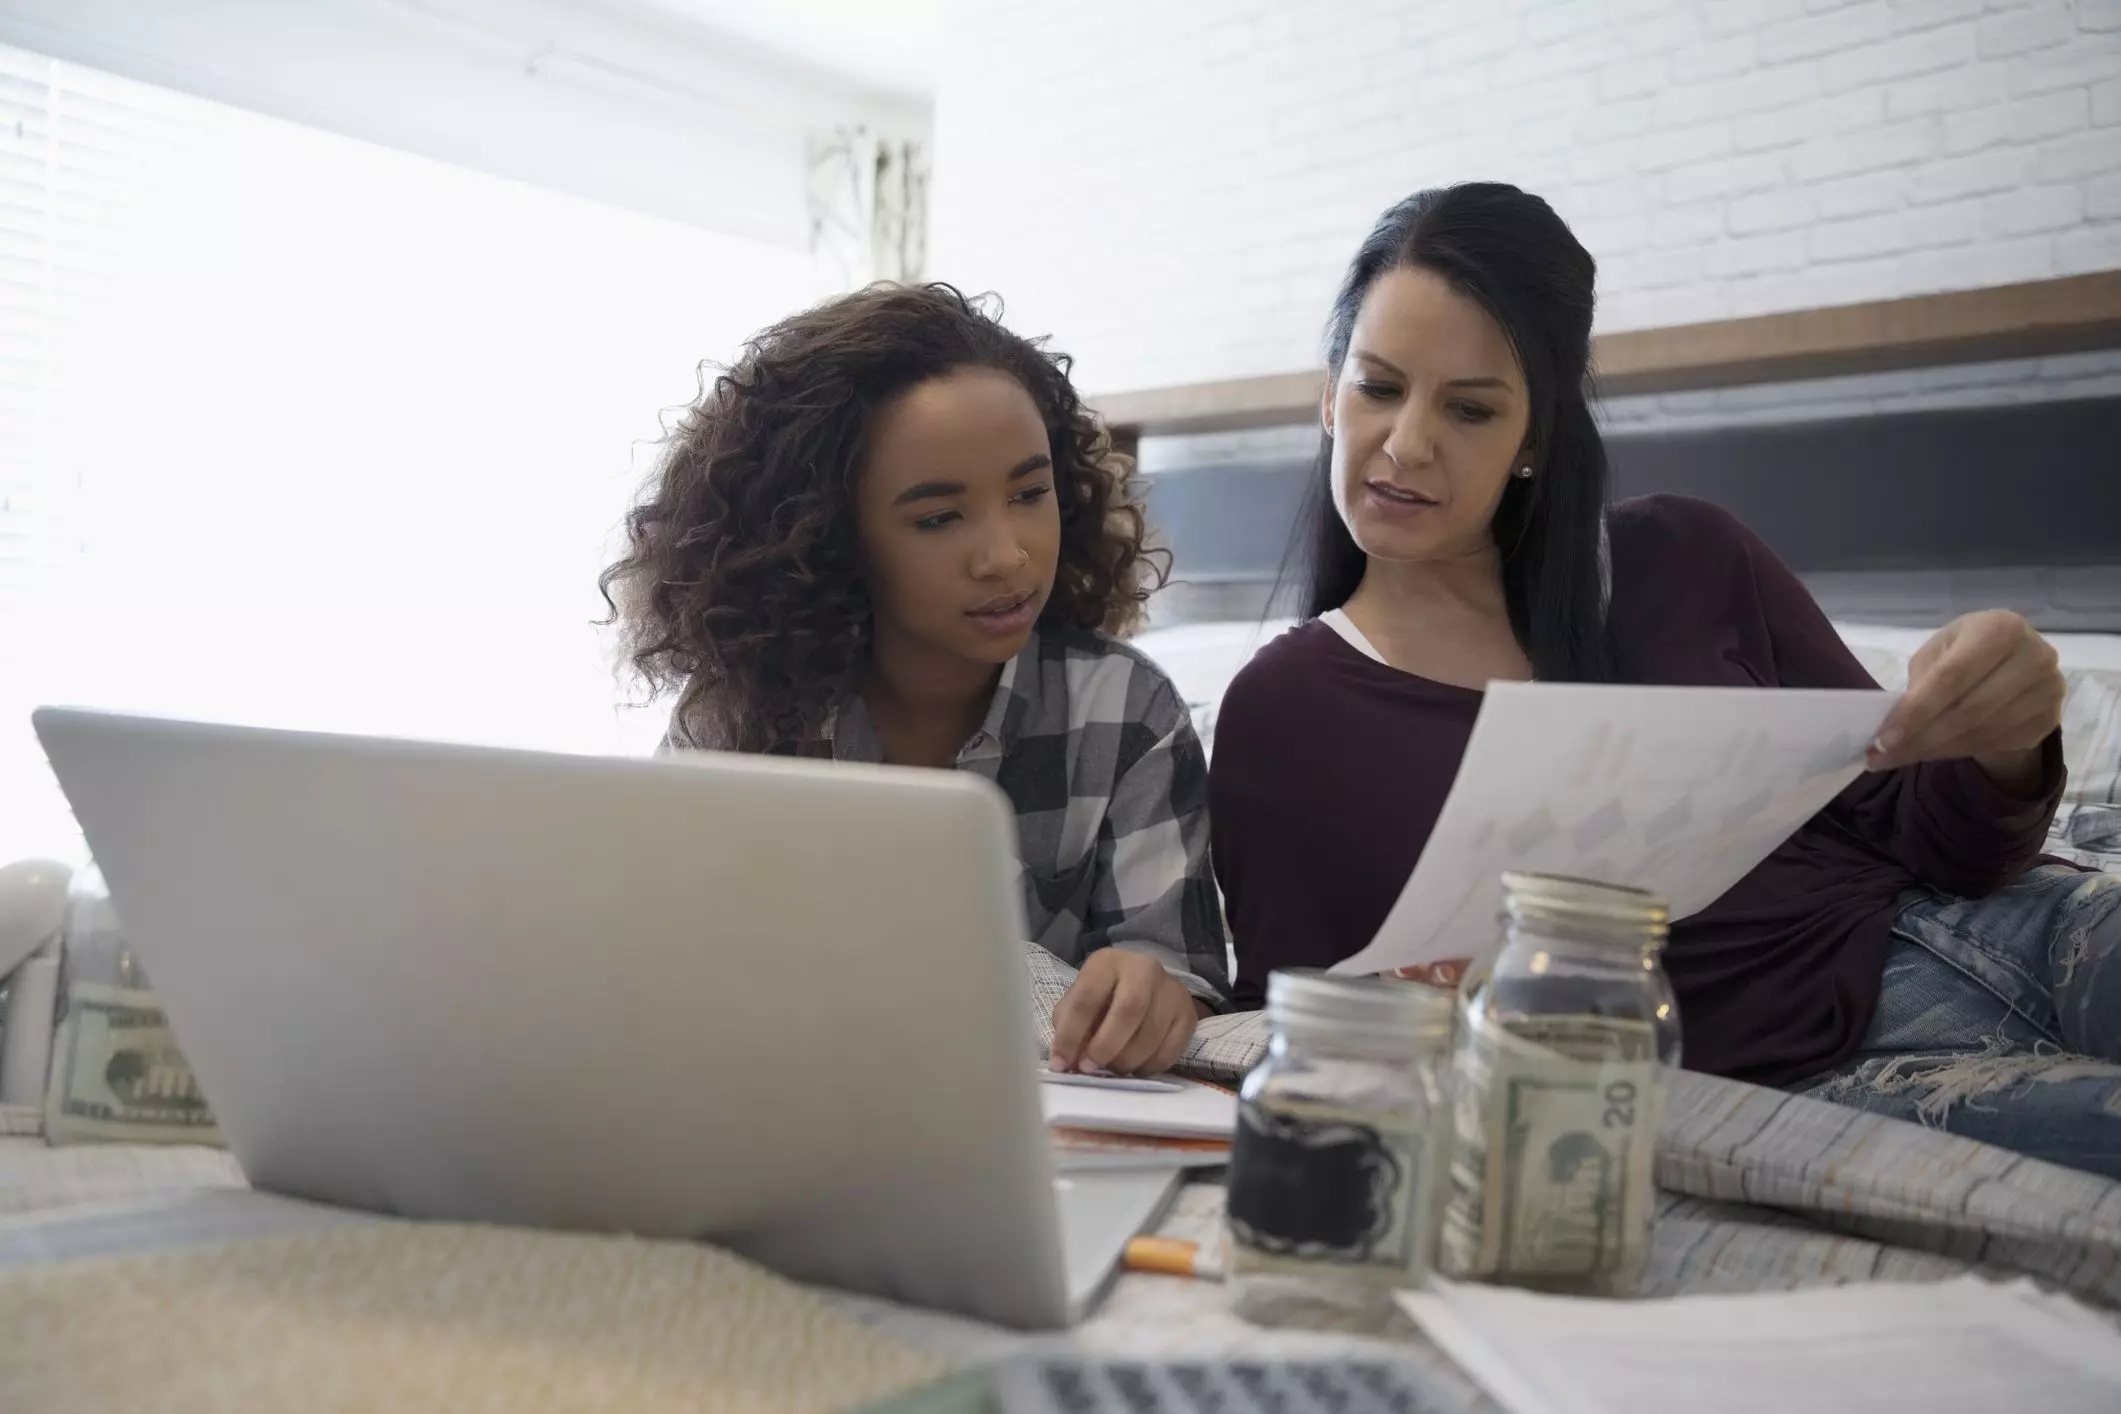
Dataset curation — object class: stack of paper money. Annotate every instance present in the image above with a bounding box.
[42,884,220,1147]
[44,979,220,1145]
[1443,1014,1660,1292]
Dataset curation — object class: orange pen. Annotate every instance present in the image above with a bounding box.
[1122,1235,1225,1281]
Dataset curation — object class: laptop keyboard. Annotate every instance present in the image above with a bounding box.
[992,1357,1470,1414]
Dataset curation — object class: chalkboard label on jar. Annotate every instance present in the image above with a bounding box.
[1225,1096,1429,1274]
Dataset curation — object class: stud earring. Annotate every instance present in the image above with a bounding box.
[1514,465,1534,479]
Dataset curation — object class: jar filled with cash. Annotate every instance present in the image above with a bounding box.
[1226,970,1455,1328]
[1442,873,1677,1296]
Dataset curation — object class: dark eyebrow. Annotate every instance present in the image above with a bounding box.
[890,454,1052,507]
[1351,350,1515,393]
[892,479,964,506]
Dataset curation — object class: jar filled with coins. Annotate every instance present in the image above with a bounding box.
[1441,873,1679,1296]
[1226,970,1456,1328]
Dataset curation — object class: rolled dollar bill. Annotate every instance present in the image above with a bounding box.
[1443,1011,1660,1290]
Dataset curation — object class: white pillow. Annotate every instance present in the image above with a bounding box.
[1132,620,1296,758]
[1831,621,2121,677]
[1827,622,1925,690]
[2053,667,2121,868]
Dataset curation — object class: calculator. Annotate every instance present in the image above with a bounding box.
[859,1356,1475,1414]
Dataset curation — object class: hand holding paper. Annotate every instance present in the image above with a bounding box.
[1334,683,1896,978]
[1865,609,2064,794]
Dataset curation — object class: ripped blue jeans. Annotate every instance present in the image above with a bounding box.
[1796,864,2121,1180]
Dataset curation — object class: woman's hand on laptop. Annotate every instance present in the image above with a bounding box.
[1048,949,1201,1077]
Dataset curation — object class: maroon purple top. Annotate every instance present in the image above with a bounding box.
[1209,495,2065,1087]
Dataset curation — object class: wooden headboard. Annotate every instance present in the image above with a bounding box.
[1091,272,2121,446]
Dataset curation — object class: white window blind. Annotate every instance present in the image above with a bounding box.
[0,43,816,865]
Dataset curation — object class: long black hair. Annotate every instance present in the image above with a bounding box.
[1280,182,1613,683]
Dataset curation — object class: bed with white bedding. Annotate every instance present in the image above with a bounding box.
[2,627,2117,1402]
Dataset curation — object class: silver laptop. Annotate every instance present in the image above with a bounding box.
[32,706,1181,1329]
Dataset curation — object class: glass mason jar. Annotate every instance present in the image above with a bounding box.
[1226,969,1455,1328]
[1440,872,1679,1297]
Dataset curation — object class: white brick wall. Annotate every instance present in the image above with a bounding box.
[932,0,2121,395]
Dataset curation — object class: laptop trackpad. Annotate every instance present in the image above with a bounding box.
[1055,1169,1184,1319]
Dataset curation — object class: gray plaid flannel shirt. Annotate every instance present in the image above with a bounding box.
[673,625,1232,1007]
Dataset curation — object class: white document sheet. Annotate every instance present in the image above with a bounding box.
[1038,1075,1237,1140]
[1332,682,1896,977]
[1398,1276,2121,1414]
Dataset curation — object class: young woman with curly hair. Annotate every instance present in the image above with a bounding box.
[600,282,1229,1076]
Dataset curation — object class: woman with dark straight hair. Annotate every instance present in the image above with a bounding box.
[1210,182,2121,1178]
[1285,184,1611,685]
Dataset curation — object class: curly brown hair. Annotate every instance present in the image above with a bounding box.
[600,282,1167,752]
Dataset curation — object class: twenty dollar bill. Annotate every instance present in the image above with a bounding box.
[1442,1012,1659,1288]
[44,981,221,1146]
